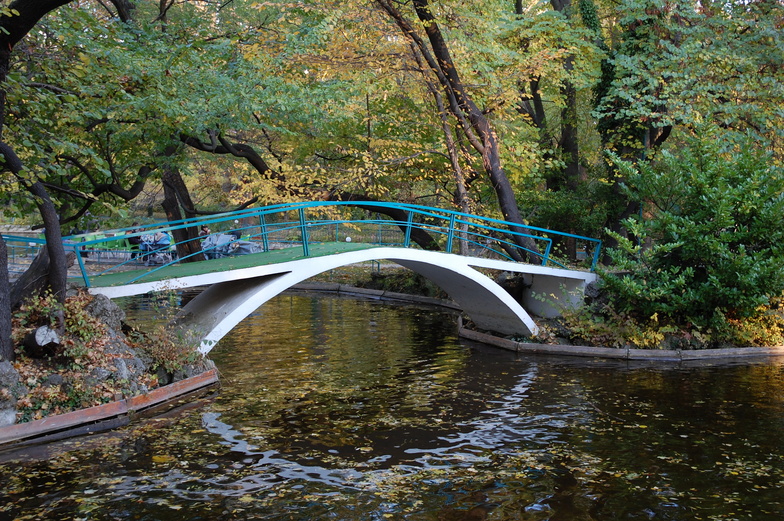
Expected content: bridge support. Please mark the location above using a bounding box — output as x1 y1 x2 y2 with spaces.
92 248 596 354
162 249 554 354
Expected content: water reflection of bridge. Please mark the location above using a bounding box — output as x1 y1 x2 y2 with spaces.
4 202 600 352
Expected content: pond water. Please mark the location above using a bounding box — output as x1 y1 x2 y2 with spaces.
2 292 784 520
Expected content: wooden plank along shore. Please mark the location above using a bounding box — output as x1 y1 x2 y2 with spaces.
0 369 219 448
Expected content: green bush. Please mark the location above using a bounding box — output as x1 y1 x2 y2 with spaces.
601 129 784 337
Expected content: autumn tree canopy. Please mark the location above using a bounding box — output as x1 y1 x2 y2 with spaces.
1 0 782 358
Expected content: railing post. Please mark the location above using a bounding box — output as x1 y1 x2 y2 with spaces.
404 211 413 248
591 241 602 271
541 239 553 266
446 213 456 254
298 208 310 257
259 214 269 252
73 243 91 288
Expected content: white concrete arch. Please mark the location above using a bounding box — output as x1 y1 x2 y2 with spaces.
171 248 539 354
91 247 596 354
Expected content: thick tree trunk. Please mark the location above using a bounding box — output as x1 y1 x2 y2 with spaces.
22 325 60 358
28 182 69 303
0 146 69 312
554 76 580 261
9 246 76 311
418 0 539 261
0 0 78 360
161 168 206 263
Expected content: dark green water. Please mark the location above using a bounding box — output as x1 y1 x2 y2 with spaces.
1 293 784 520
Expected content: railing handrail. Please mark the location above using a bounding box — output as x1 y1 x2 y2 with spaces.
5 201 602 287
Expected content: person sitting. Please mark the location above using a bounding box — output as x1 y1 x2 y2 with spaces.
227 219 243 240
154 231 171 245
199 224 211 236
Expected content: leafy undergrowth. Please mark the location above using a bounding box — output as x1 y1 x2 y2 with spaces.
317 266 784 350
524 298 784 350
6 289 199 423
10 336 160 423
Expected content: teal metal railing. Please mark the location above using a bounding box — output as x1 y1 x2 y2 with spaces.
4 201 602 288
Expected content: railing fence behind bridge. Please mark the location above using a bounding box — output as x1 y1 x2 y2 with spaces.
3 201 602 288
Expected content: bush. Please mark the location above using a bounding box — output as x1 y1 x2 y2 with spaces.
601 129 784 338
13 290 104 356
129 325 201 375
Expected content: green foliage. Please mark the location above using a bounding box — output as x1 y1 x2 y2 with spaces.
720 300 784 348
593 0 784 159
560 305 680 349
601 129 784 337
519 176 613 243
3 0 782 255
13 290 103 348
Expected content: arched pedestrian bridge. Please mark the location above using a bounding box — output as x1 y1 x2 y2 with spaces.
11 202 601 353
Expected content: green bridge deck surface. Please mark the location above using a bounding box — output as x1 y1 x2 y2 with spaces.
79 242 381 288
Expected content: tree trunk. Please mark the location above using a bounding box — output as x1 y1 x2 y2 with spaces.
9 246 76 311
412 44 472 254
22 325 60 358
377 0 541 263
0 237 11 362
0 145 69 311
28 182 69 304
554 72 580 261
161 167 206 262
0 0 78 358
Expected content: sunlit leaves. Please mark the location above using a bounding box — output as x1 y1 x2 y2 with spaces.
594 0 784 159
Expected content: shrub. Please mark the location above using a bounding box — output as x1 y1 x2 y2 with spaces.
601 128 784 339
13 290 104 356
129 325 201 374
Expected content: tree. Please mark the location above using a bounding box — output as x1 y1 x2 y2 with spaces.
1 0 75 361
513 0 607 259
601 128 784 338
374 0 542 261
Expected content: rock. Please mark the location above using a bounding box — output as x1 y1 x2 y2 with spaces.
113 357 148 382
584 280 609 311
88 367 112 384
0 409 15 427
156 368 173 386
85 294 126 333
42 373 64 387
584 281 602 300
0 362 21 427
495 272 530 302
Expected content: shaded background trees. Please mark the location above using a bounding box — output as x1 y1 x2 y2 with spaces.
1 0 783 357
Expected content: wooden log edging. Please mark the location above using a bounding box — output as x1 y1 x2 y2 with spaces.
293 283 784 361
0 369 220 449
458 326 784 361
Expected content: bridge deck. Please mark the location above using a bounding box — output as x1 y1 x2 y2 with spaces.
79 242 381 288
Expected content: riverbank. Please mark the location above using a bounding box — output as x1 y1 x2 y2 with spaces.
3 268 782 451
0 368 218 450
290 280 784 361
0 287 218 451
